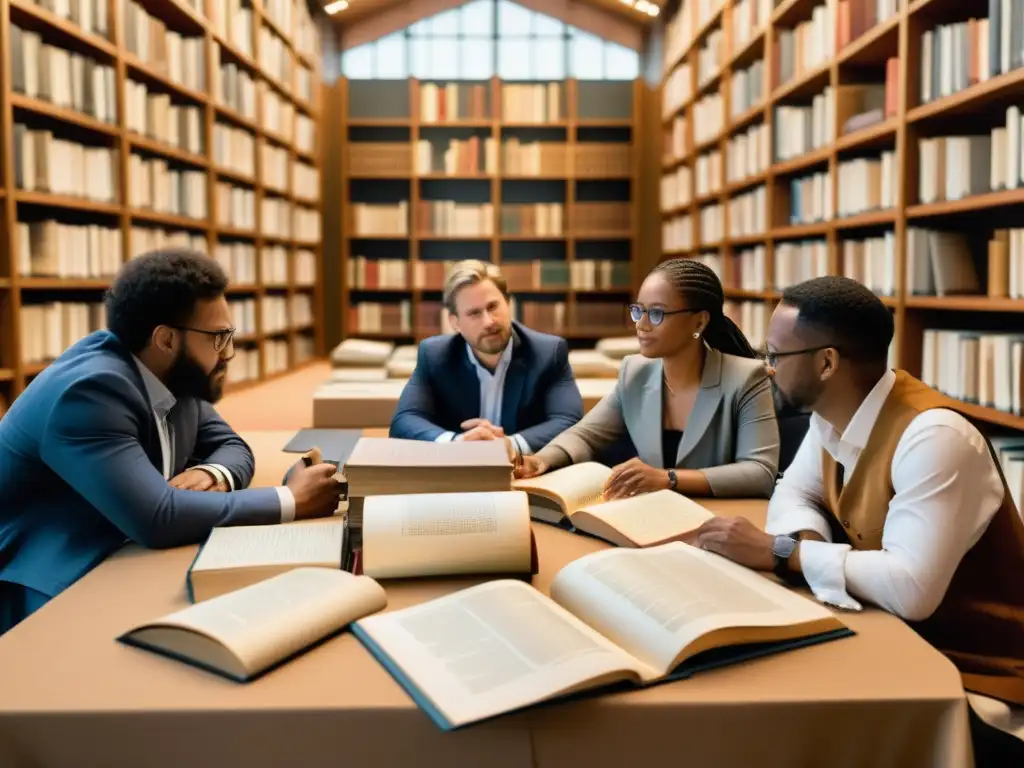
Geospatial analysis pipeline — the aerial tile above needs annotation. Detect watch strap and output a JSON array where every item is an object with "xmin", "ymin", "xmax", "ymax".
[{"xmin": 667, "ymin": 468, "xmax": 678, "ymax": 490}]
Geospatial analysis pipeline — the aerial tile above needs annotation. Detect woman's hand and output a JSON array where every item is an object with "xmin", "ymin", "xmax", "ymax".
[
  {"xmin": 602, "ymin": 458, "xmax": 670, "ymax": 500},
  {"xmin": 514, "ymin": 455, "xmax": 549, "ymax": 479}
]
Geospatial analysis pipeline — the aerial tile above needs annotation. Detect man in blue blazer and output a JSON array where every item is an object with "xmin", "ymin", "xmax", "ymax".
[
  {"xmin": 0, "ymin": 249, "xmax": 343, "ymax": 636},
  {"xmin": 389, "ymin": 260, "xmax": 583, "ymax": 461}
]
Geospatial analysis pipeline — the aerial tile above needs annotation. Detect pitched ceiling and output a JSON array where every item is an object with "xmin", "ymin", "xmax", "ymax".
[{"xmin": 327, "ymin": 0, "xmax": 665, "ymax": 28}]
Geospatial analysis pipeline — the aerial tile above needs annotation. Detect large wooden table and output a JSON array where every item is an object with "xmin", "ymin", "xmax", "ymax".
[{"xmin": 0, "ymin": 431, "xmax": 973, "ymax": 768}]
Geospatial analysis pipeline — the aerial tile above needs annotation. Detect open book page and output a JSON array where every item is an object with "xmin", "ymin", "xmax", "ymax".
[
  {"xmin": 550, "ymin": 543, "xmax": 842, "ymax": 676},
  {"xmin": 353, "ymin": 579, "xmax": 655, "ymax": 729},
  {"xmin": 361, "ymin": 491, "xmax": 533, "ymax": 579},
  {"xmin": 133, "ymin": 568, "xmax": 386, "ymax": 678},
  {"xmin": 193, "ymin": 519, "xmax": 346, "ymax": 572},
  {"xmin": 573, "ymin": 490, "xmax": 715, "ymax": 548},
  {"xmin": 513, "ymin": 462, "xmax": 612, "ymax": 515}
]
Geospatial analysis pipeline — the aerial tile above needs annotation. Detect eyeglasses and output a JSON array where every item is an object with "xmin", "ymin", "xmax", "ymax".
[
  {"xmin": 760, "ymin": 345, "xmax": 838, "ymax": 368},
  {"xmin": 628, "ymin": 304, "xmax": 697, "ymax": 327},
  {"xmin": 169, "ymin": 325, "xmax": 236, "ymax": 353}
]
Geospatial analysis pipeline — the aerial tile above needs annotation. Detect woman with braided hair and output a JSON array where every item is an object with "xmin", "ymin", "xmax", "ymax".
[{"xmin": 515, "ymin": 258, "xmax": 780, "ymax": 499}]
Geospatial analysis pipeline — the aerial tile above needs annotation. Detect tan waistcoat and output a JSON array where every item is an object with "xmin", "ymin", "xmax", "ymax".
[{"xmin": 822, "ymin": 371, "xmax": 1024, "ymax": 705}]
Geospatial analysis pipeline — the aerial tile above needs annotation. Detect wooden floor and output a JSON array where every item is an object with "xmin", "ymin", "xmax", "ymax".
[{"xmin": 215, "ymin": 360, "xmax": 331, "ymax": 431}]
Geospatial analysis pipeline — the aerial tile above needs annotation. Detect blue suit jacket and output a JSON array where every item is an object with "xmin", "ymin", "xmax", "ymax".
[
  {"xmin": 389, "ymin": 323, "xmax": 583, "ymax": 451},
  {"xmin": 0, "ymin": 331, "xmax": 282, "ymax": 602}
]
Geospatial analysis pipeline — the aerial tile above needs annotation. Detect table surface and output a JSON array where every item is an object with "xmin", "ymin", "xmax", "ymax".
[{"xmin": 0, "ymin": 429, "xmax": 973, "ymax": 768}]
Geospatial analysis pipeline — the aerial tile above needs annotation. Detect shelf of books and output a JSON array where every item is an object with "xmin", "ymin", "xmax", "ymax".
[
  {"xmin": 0, "ymin": 0, "xmax": 324, "ymax": 414},
  {"xmin": 336, "ymin": 76, "xmax": 640, "ymax": 346},
  {"xmin": 661, "ymin": 0, "xmax": 1024, "ymax": 436}
]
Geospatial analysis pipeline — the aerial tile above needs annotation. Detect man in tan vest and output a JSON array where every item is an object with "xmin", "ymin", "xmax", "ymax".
[{"xmin": 690, "ymin": 276, "xmax": 1024, "ymax": 764}]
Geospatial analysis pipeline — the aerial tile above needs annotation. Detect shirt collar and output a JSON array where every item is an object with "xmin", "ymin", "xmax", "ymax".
[
  {"xmin": 465, "ymin": 335, "xmax": 514, "ymax": 377},
  {"xmin": 133, "ymin": 355, "xmax": 176, "ymax": 417},
  {"xmin": 811, "ymin": 368, "xmax": 896, "ymax": 459}
]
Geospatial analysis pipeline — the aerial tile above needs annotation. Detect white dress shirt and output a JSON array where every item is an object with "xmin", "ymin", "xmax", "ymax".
[
  {"xmin": 133, "ymin": 358, "xmax": 296, "ymax": 522},
  {"xmin": 766, "ymin": 369, "xmax": 1004, "ymax": 620},
  {"xmin": 434, "ymin": 339, "xmax": 534, "ymax": 456}
]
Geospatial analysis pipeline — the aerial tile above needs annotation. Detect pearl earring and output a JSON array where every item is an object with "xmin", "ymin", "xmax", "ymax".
[{"xmin": 693, "ymin": 332, "xmax": 700, "ymax": 339}]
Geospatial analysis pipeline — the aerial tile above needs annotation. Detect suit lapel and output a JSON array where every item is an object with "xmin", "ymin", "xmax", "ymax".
[
  {"xmin": 675, "ymin": 347, "xmax": 724, "ymax": 466},
  {"xmin": 453, "ymin": 342, "xmax": 481, "ymax": 425},
  {"xmin": 634, "ymin": 358, "xmax": 664, "ymax": 466}
]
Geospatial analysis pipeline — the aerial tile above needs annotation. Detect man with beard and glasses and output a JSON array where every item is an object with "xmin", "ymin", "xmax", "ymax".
[
  {"xmin": 389, "ymin": 259, "xmax": 583, "ymax": 463},
  {"xmin": 686, "ymin": 276, "xmax": 1024, "ymax": 764},
  {"xmin": 0, "ymin": 249, "xmax": 345, "ymax": 636}
]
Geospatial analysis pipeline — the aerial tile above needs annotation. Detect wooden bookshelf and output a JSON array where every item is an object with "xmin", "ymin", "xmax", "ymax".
[
  {"xmin": 332, "ymin": 76, "xmax": 641, "ymax": 345},
  {"xmin": 660, "ymin": 0, "xmax": 1024, "ymax": 433},
  {"xmin": 0, "ymin": 0, "xmax": 325, "ymax": 411}
]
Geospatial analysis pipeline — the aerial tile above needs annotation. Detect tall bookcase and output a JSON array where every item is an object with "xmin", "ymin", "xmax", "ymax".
[
  {"xmin": 0, "ymin": 0, "xmax": 325, "ymax": 414},
  {"xmin": 335, "ymin": 75, "xmax": 641, "ymax": 347},
  {"xmin": 661, "ymin": 0, "xmax": 1024, "ymax": 434}
]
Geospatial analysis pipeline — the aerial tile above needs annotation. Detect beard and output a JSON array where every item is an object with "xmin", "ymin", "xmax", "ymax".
[
  {"xmin": 164, "ymin": 347, "xmax": 229, "ymax": 403},
  {"xmin": 473, "ymin": 324, "xmax": 511, "ymax": 355},
  {"xmin": 771, "ymin": 378, "xmax": 817, "ymax": 414}
]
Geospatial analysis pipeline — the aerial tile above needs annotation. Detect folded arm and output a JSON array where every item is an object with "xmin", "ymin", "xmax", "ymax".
[
  {"xmin": 389, "ymin": 351, "xmax": 448, "ymax": 442},
  {"xmin": 188, "ymin": 401, "xmax": 256, "ymax": 490},
  {"xmin": 534, "ymin": 379, "xmax": 625, "ymax": 470},
  {"xmin": 514, "ymin": 340, "xmax": 584, "ymax": 453},
  {"xmin": 700, "ymin": 371, "xmax": 781, "ymax": 498},
  {"xmin": 767, "ymin": 412, "xmax": 1004, "ymax": 619},
  {"xmin": 40, "ymin": 373, "xmax": 283, "ymax": 549}
]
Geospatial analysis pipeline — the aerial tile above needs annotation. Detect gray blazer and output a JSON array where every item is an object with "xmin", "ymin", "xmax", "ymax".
[{"xmin": 535, "ymin": 348, "xmax": 780, "ymax": 498}]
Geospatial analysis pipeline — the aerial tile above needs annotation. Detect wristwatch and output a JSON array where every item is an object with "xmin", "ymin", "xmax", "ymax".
[
  {"xmin": 772, "ymin": 534, "xmax": 798, "ymax": 577},
  {"xmin": 666, "ymin": 468, "xmax": 678, "ymax": 491}
]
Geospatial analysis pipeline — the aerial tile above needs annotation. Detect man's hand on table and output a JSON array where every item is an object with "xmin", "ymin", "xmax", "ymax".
[
  {"xmin": 169, "ymin": 468, "xmax": 229, "ymax": 493},
  {"xmin": 688, "ymin": 516, "xmax": 776, "ymax": 571},
  {"xmin": 456, "ymin": 418, "xmax": 505, "ymax": 442}
]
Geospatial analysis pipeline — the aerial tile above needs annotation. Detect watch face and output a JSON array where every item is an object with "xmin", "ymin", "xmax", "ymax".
[{"xmin": 773, "ymin": 535, "xmax": 797, "ymax": 559}]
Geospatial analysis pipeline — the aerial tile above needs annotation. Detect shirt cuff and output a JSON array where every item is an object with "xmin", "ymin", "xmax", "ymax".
[
  {"xmin": 276, "ymin": 486, "xmax": 296, "ymax": 523},
  {"xmin": 435, "ymin": 431, "xmax": 456, "ymax": 442},
  {"xmin": 193, "ymin": 464, "xmax": 234, "ymax": 490},
  {"xmin": 798, "ymin": 540, "xmax": 863, "ymax": 611},
  {"xmin": 511, "ymin": 433, "xmax": 533, "ymax": 456}
]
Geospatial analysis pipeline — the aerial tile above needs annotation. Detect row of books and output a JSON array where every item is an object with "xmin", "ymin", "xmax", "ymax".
[
  {"xmin": 693, "ymin": 92, "xmax": 725, "ymax": 146},
  {"xmin": 663, "ymin": 62, "xmax": 692, "ymax": 117},
  {"xmin": 12, "ymin": 127, "xmax": 117, "ymax": 203},
  {"xmin": 125, "ymin": 82, "xmax": 205, "ymax": 155},
  {"xmin": 774, "ymin": 2, "xmax": 837, "ymax": 90},
  {"xmin": 727, "ymin": 123, "xmax": 769, "ymax": 183},
  {"xmin": 697, "ymin": 28, "xmax": 726, "ymax": 89},
  {"xmin": 20, "ymin": 301, "xmax": 104, "ymax": 364},
  {"xmin": 664, "ymin": 115, "xmax": 687, "ymax": 164},
  {"xmin": 9, "ymin": 25, "xmax": 117, "ymax": 123},
  {"xmin": 836, "ymin": 151, "xmax": 898, "ymax": 218},
  {"xmin": 416, "ymin": 202, "xmax": 495, "ymax": 237},
  {"xmin": 695, "ymin": 150, "xmax": 724, "ymax": 199},
  {"xmin": 214, "ymin": 124, "xmax": 256, "ymax": 178},
  {"xmin": 123, "ymin": 0, "xmax": 206, "ymax": 94},
  {"xmin": 419, "ymin": 83, "xmax": 490, "ymax": 122},
  {"xmin": 501, "ymin": 83, "xmax": 565, "ymax": 124},
  {"xmin": 129, "ymin": 157, "xmax": 208, "ymax": 219},
  {"xmin": 919, "ymin": 17, "xmax": 991, "ymax": 105},
  {"xmin": 729, "ymin": 186, "xmax": 767, "ymax": 237},
  {"xmin": 922, "ymin": 330, "xmax": 1024, "ymax": 419},
  {"xmin": 774, "ymin": 90, "xmax": 834, "ymax": 163},
  {"xmin": 663, "ymin": 214, "xmax": 693, "ymax": 253},
  {"xmin": 212, "ymin": 243, "xmax": 317, "ymax": 286},
  {"xmin": 15, "ymin": 221, "xmax": 122, "ymax": 279},
  {"xmin": 216, "ymin": 187, "xmax": 320, "ymax": 240},
  {"xmin": 262, "ymin": 295, "xmax": 315, "ymax": 334},
  {"xmin": 789, "ymin": 169, "xmax": 832, "ymax": 225},
  {"xmin": 662, "ymin": 165, "xmax": 691, "ymax": 211},
  {"xmin": 731, "ymin": 60, "xmax": 765, "ymax": 119}
]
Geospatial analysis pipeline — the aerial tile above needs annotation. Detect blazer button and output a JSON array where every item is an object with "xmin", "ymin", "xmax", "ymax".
[{"xmin": 842, "ymin": 520, "xmax": 851, "ymax": 528}]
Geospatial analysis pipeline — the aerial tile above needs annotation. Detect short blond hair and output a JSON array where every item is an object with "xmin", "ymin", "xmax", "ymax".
[{"xmin": 442, "ymin": 259, "xmax": 509, "ymax": 315}]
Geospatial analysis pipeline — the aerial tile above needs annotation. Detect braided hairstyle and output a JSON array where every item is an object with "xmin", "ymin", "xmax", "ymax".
[{"xmin": 651, "ymin": 258, "xmax": 757, "ymax": 359}]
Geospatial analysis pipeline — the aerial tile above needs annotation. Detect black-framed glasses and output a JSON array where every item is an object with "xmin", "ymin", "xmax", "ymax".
[
  {"xmin": 169, "ymin": 325, "xmax": 236, "ymax": 353},
  {"xmin": 628, "ymin": 304, "xmax": 697, "ymax": 327},
  {"xmin": 760, "ymin": 345, "xmax": 837, "ymax": 368}
]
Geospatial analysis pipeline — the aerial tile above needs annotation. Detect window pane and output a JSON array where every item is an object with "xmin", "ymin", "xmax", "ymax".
[
  {"xmin": 461, "ymin": 37, "xmax": 495, "ymax": 80},
  {"xmin": 498, "ymin": 0, "xmax": 533, "ymax": 35},
  {"xmin": 408, "ymin": 18, "xmax": 430, "ymax": 36},
  {"xmin": 605, "ymin": 43, "xmax": 640, "ymax": 81},
  {"xmin": 431, "ymin": 36, "xmax": 461, "ymax": 79},
  {"xmin": 498, "ymin": 37, "xmax": 532, "ymax": 79},
  {"xmin": 534, "ymin": 38, "xmax": 566, "ymax": 80},
  {"xmin": 410, "ymin": 37, "xmax": 432, "ymax": 79},
  {"xmin": 375, "ymin": 32, "xmax": 407, "ymax": 78},
  {"xmin": 571, "ymin": 31, "xmax": 604, "ymax": 79},
  {"xmin": 430, "ymin": 8, "xmax": 460, "ymax": 35},
  {"xmin": 343, "ymin": 44, "xmax": 375, "ymax": 79},
  {"xmin": 461, "ymin": 0, "xmax": 494, "ymax": 35},
  {"xmin": 533, "ymin": 14, "xmax": 564, "ymax": 36}
]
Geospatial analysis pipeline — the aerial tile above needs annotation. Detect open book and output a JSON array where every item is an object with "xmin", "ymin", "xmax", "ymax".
[
  {"xmin": 186, "ymin": 518, "xmax": 347, "ymax": 602},
  {"xmin": 353, "ymin": 542, "xmax": 851, "ymax": 730},
  {"xmin": 513, "ymin": 463, "xmax": 715, "ymax": 547},
  {"xmin": 120, "ymin": 567, "xmax": 387, "ymax": 682},
  {"xmin": 361, "ymin": 491, "xmax": 538, "ymax": 579}
]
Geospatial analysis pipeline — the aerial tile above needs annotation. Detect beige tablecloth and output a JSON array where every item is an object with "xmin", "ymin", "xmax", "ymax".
[{"xmin": 0, "ymin": 431, "xmax": 973, "ymax": 768}]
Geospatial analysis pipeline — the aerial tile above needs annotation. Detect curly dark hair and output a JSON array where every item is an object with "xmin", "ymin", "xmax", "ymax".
[
  {"xmin": 780, "ymin": 275, "xmax": 894, "ymax": 364},
  {"xmin": 105, "ymin": 248, "xmax": 228, "ymax": 354},
  {"xmin": 651, "ymin": 258, "xmax": 757, "ymax": 358}
]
